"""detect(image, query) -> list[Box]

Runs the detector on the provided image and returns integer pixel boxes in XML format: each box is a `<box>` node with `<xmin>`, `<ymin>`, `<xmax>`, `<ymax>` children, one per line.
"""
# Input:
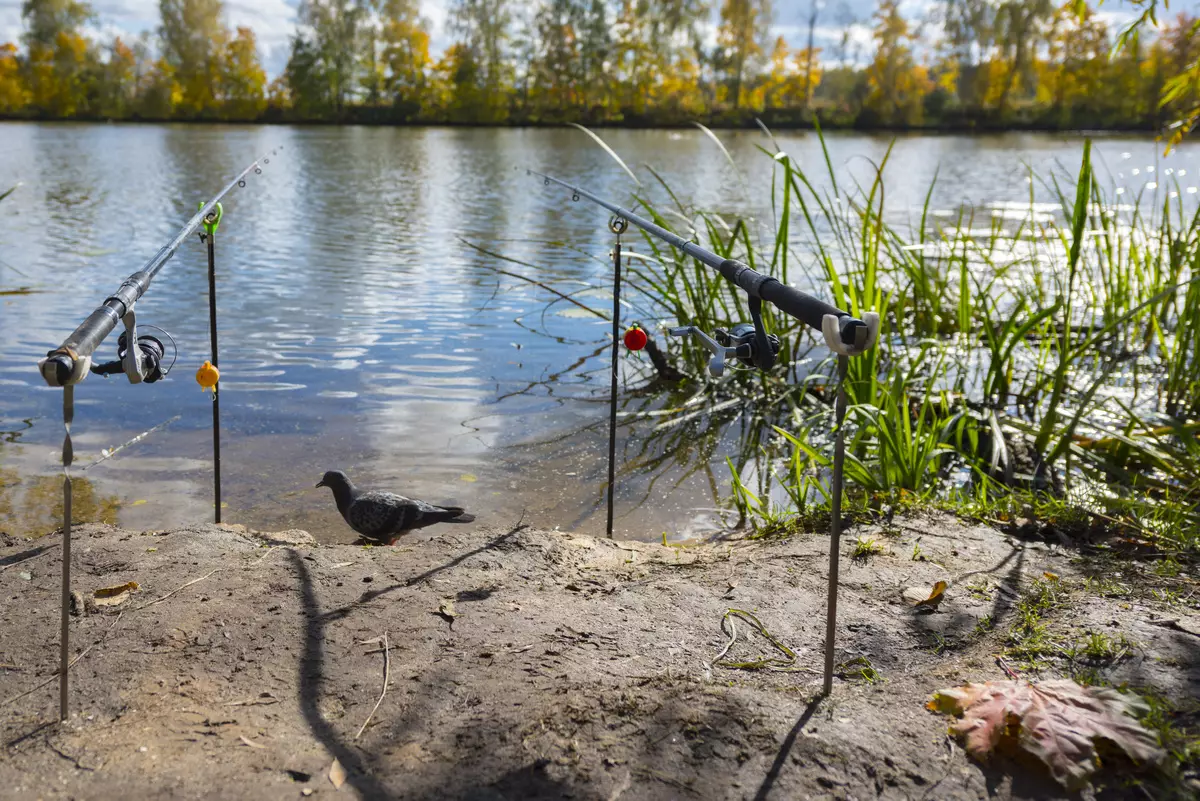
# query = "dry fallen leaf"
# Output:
<box><xmin>93</xmin><ymin>581</ymin><xmax>139</xmax><ymax>607</ymax></box>
<box><xmin>238</xmin><ymin>735</ymin><xmax>267</xmax><ymax>750</ymax></box>
<box><xmin>1043</xmin><ymin>571</ymin><xmax>1060</xmax><ymax>581</ymax></box>
<box><xmin>437</xmin><ymin>599</ymin><xmax>458</xmax><ymax>626</ymax></box>
<box><xmin>329</xmin><ymin>757</ymin><xmax>346</xmax><ymax>789</ymax></box>
<box><xmin>929</xmin><ymin>679</ymin><xmax>1164</xmax><ymax>789</ymax></box>
<box><xmin>902</xmin><ymin>580</ymin><xmax>947</xmax><ymax>609</ymax></box>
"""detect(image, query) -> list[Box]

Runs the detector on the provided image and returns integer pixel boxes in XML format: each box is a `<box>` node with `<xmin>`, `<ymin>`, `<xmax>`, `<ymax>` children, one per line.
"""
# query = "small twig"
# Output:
<box><xmin>1</xmin><ymin>612</ymin><xmax>123</xmax><ymax>709</ymax></box>
<box><xmin>996</xmin><ymin>656</ymin><xmax>1021</xmax><ymax>680</ymax></box>
<box><xmin>250</xmin><ymin>546</ymin><xmax>279</xmax><ymax>567</ymax></box>
<box><xmin>223</xmin><ymin>696</ymin><xmax>278</xmax><ymax>707</ymax></box>
<box><xmin>355</xmin><ymin>632</ymin><xmax>391</xmax><ymax>740</ymax></box>
<box><xmin>133</xmin><ymin>569</ymin><xmax>219</xmax><ymax>611</ymax></box>
<box><xmin>0</xmin><ymin>544</ymin><xmax>59</xmax><ymax>573</ymax></box>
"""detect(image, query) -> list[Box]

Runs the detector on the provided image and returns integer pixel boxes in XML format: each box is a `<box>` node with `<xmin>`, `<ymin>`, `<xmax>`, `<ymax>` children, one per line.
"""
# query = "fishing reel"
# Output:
<box><xmin>90</xmin><ymin>308</ymin><xmax>175</xmax><ymax>384</ymax></box>
<box><xmin>667</xmin><ymin>296</ymin><xmax>781</xmax><ymax>379</ymax></box>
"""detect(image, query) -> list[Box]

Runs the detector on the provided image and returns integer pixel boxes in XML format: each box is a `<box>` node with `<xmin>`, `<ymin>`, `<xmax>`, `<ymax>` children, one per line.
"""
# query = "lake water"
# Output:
<box><xmin>1</xmin><ymin>123</ymin><xmax>1198</xmax><ymax>542</ymax></box>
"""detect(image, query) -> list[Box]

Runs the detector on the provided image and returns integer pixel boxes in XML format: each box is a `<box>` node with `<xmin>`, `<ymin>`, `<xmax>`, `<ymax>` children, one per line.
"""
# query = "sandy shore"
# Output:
<box><xmin>1</xmin><ymin>515</ymin><xmax>1196</xmax><ymax>799</ymax></box>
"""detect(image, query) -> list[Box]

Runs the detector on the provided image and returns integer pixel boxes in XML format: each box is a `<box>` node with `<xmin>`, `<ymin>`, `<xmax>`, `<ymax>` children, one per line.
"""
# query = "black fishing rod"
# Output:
<box><xmin>533</xmin><ymin>167</ymin><xmax>880</xmax><ymax>698</ymax></box>
<box><xmin>38</xmin><ymin>153</ymin><xmax>275</xmax><ymax>387</ymax></box>
<box><xmin>529</xmin><ymin>170</ymin><xmax>879</xmax><ymax>371</ymax></box>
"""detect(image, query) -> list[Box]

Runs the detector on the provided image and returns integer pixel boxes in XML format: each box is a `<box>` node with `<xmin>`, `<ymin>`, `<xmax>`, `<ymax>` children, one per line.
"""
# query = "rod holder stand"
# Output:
<box><xmin>822</xmin><ymin>312</ymin><xmax>880</xmax><ymax>357</ymax></box>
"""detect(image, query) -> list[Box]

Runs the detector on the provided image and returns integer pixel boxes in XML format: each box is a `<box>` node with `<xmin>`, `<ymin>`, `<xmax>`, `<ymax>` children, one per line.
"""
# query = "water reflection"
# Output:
<box><xmin>0</xmin><ymin>124</ymin><xmax>1197</xmax><ymax>541</ymax></box>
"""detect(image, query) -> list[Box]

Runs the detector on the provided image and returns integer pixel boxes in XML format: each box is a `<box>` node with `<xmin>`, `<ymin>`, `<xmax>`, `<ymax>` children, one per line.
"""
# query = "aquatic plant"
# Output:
<box><xmin>499</xmin><ymin>127</ymin><xmax>1200</xmax><ymax>554</ymax></box>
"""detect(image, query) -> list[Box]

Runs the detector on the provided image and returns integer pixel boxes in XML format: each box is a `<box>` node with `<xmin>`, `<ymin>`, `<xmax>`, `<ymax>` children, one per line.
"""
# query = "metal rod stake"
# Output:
<box><xmin>605</xmin><ymin>239</ymin><xmax>622</xmax><ymax>540</ymax></box>
<box><xmin>206</xmin><ymin>226</ymin><xmax>222</xmax><ymax>524</ymax></box>
<box><xmin>59</xmin><ymin>384</ymin><xmax>74</xmax><ymax>721</ymax></box>
<box><xmin>822</xmin><ymin>354</ymin><xmax>849</xmax><ymax>696</ymax></box>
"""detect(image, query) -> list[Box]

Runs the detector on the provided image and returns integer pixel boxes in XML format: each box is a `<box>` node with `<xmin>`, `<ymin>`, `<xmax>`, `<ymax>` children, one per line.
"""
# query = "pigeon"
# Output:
<box><xmin>316</xmin><ymin>470</ymin><xmax>475</xmax><ymax>544</ymax></box>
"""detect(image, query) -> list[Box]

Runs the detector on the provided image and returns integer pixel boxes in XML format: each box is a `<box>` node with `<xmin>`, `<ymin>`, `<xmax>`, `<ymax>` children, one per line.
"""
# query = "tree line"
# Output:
<box><xmin>0</xmin><ymin>0</ymin><xmax>1197</xmax><ymax>131</ymax></box>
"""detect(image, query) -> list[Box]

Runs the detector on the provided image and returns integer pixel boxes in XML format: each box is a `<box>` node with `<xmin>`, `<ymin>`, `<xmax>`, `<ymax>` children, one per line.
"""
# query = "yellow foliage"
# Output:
<box><xmin>0</xmin><ymin>43</ymin><xmax>27</xmax><ymax>112</ymax></box>
<box><xmin>222</xmin><ymin>27</ymin><xmax>266</xmax><ymax>118</ymax></box>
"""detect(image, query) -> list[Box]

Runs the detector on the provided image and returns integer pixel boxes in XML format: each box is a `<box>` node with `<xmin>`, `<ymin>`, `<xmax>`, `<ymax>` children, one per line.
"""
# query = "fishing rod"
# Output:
<box><xmin>533</xmin><ymin>167</ymin><xmax>880</xmax><ymax>698</ymax></box>
<box><xmin>38</xmin><ymin>152</ymin><xmax>276</xmax><ymax>387</ymax></box>
<box><xmin>529</xmin><ymin>170</ymin><xmax>880</xmax><ymax>377</ymax></box>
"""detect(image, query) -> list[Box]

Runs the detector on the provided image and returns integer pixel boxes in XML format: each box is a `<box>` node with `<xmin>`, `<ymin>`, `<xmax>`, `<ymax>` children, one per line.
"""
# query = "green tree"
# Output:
<box><xmin>296</xmin><ymin>0</ymin><xmax>366</xmax><ymax>117</ymax></box>
<box><xmin>449</xmin><ymin>0</ymin><xmax>512</xmax><ymax>120</ymax></box>
<box><xmin>991</xmin><ymin>0</ymin><xmax>1055</xmax><ymax>113</ymax></box>
<box><xmin>938</xmin><ymin>0</ymin><xmax>995</xmax><ymax>113</ymax></box>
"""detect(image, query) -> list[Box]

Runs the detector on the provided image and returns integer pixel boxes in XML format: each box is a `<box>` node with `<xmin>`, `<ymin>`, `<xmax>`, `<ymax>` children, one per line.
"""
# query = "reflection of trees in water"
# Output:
<box><xmin>0</xmin><ymin>434</ymin><xmax>120</xmax><ymax>538</ymax></box>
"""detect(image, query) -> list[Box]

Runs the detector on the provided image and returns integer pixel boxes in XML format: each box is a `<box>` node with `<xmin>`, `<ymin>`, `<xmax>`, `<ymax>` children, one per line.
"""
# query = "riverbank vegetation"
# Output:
<box><xmin>520</xmin><ymin>130</ymin><xmax>1200</xmax><ymax>559</ymax></box>
<box><xmin>0</xmin><ymin>0</ymin><xmax>1196</xmax><ymax>133</ymax></box>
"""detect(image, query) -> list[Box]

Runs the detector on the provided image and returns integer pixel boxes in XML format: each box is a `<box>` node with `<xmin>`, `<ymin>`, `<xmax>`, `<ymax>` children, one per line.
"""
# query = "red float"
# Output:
<box><xmin>623</xmin><ymin>324</ymin><xmax>648</xmax><ymax>351</ymax></box>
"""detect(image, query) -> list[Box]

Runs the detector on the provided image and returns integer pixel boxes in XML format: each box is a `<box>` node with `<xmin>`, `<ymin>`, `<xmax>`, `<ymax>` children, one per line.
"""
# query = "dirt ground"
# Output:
<box><xmin>1</xmin><ymin>513</ymin><xmax>1197</xmax><ymax>800</ymax></box>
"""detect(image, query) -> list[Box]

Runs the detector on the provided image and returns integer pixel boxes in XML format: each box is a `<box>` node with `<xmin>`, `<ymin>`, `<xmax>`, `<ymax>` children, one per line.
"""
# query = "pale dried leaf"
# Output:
<box><xmin>929</xmin><ymin>679</ymin><xmax>1164</xmax><ymax>788</ymax></box>
<box><xmin>328</xmin><ymin>757</ymin><xmax>346</xmax><ymax>789</ymax></box>
<box><xmin>93</xmin><ymin>581</ymin><xmax>139</xmax><ymax>607</ymax></box>
<box><xmin>902</xmin><ymin>580</ymin><xmax>947</xmax><ymax>609</ymax></box>
<box><xmin>238</xmin><ymin>735</ymin><xmax>267</xmax><ymax>749</ymax></box>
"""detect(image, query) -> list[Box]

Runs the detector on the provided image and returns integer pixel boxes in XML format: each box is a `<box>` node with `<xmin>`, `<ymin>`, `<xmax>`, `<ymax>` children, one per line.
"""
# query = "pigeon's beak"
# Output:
<box><xmin>315</xmin><ymin>480</ymin><xmax>326</xmax><ymax>489</ymax></box>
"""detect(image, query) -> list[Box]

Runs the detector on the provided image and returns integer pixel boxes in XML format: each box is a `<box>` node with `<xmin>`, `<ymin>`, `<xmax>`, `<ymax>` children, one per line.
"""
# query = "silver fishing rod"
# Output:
<box><xmin>38</xmin><ymin>152</ymin><xmax>276</xmax><ymax>387</ymax></box>
<box><xmin>529</xmin><ymin>169</ymin><xmax>879</xmax><ymax>365</ymax></box>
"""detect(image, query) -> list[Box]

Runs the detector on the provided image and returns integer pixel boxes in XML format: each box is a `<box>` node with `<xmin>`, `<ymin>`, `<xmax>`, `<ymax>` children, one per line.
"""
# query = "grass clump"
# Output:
<box><xmin>1003</xmin><ymin>578</ymin><xmax>1069</xmax><ymax>668</ymax></box>
<box><xmin>850</xmin><ymin>536</ymin><xmax>886</xmax><ymax>561</ymax></box>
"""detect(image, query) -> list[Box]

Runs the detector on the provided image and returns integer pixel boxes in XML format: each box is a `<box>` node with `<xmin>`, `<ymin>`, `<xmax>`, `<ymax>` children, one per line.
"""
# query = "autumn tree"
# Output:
<box><xmin>612</xmin><ymin>0</ymin><xmax>707</xmax><ymax>115</ymax></box>
<box><xmin>159</xmin><ymin>0</ymin><xmax>231</xmax><ymax>116</ymax></box>
<box><xmin>21</xmin><ymin>0</ymin><xmax>93</xmax><ymax>115</ymax></box>
<box><xmin>99</xmin><ymin>37</ymin><xmax>136</xmax><ymax>117</ymax></box>
<box><xmin>864</xmin><ymin>0</ymin><xmax>931</xmax><ymax>126</ymax></box>
<box><xmin>0</xmin><ymin>44</ymin><xmax>28</xmax><ymax>112</ymax></box>
<box><xmin>716</xmin><ymin>0</ymin><xmax>771</xmax><ymax>109</ymax></box>
<box><xmin>222</xmin><ymin>27</ymin><xmax>265</xmax><ymax>118</ymax></box>
<box><xmin>379</xmin><ymin>0</ymin><xmax>429</xmax><ymax>113</ymax></box>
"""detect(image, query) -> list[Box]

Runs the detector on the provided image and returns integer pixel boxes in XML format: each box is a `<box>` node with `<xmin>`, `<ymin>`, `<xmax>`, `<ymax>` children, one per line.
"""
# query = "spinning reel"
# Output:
<box><xmin>667</xmin><ymin>297</ymin><xmax>781</xmax><ymax>378</ymax></box>
<box><xmin>89</xmin><ymin>308</ymin><xmax>175</xmax><ymax>384</ymax></box>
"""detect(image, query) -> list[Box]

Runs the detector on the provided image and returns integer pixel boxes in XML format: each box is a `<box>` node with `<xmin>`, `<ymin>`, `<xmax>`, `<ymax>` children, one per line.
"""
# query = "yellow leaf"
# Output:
<box><xmin>459</xmin><ymin>473</ymin><xmax>477</xmax><ymax>483</ymax></box>
<box><xmin>131</xmin><ymin>499</ymin><xmax>147</xmax><ymax>506</ymax></box>
<box><xmin>1043</xmin><ymin>571</ymin><xmax>1059</xmax><ymax>581</ymax></box>
<box><xmin>903</xmin><ymin>580</ymin><xmax>948</xmax><ymax>608</ymax></box>
<box><xmin>93</xmin><ymin>581</ymin><xmax>139</xmax><ymax>607</ymax></box>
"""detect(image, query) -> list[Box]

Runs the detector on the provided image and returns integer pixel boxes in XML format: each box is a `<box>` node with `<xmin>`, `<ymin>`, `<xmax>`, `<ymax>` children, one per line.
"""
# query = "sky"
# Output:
<box><xmin>0</xmin><ymin>0</ymin><xmax>1191</xmax><ymax>80</ymax></box>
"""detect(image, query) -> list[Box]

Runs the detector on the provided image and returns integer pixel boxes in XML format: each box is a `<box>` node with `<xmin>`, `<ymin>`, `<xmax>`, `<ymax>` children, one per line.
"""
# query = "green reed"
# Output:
<box><xmin>613</xmin><ymin>130</ymin><xmax>1200</xmax><ymax>554</ymax></box>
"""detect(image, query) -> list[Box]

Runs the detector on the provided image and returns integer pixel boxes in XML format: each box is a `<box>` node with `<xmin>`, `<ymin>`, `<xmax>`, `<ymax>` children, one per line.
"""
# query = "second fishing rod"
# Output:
<box><xmin>529</xmin><ymin>169</ymin><xmax>880</xmax><ymax>370</ymax></box>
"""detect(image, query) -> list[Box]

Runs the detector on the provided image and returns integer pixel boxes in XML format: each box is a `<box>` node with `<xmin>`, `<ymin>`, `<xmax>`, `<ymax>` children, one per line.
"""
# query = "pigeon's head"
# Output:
<box><xmin>316</xmin><ymin>470</ymin><xmax>351</xmax><ymax>491</ymax></box>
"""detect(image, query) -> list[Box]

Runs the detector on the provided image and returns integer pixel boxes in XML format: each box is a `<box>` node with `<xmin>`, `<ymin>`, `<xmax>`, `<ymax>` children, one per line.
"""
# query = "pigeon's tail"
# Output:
<box><xmin>440</xmin><ymin>507</ymin><xmax>475</xmax><ymax>524</ymax></box>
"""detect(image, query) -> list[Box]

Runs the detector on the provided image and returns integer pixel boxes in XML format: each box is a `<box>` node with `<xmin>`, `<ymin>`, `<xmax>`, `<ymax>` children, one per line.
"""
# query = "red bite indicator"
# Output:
<box><xmin>623</xmin><ymin>324</ymin><xmax>648</xmax><ymax>351</ymax></box>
